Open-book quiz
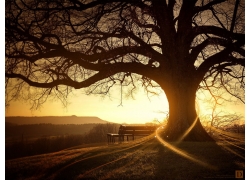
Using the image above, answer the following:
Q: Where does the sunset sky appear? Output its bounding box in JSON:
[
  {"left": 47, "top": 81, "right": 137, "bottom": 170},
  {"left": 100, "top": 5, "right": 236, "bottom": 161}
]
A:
[
  {"left": 3, "top": 0, "right": 246, "bottom": 125},
  {"left": 5, "top": 86, "right": 245, "bottom": 124},
  {"left": 5, "top": 87, "right": 169, "bottom": 124}
]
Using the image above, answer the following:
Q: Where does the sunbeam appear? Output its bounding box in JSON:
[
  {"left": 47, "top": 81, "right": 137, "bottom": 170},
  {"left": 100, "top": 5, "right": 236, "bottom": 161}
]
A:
[
  {"left": 177, "top": 116, "right": 199, "bottom": 142},
  {"left": 156, "top": 127, "right": 217, "bottom": 170}
]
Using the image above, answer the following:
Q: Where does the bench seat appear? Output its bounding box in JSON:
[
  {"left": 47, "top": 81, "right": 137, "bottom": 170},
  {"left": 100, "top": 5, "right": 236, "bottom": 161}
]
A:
[{"left": 107, "top": 125, "right": 158, "bottom": 143}]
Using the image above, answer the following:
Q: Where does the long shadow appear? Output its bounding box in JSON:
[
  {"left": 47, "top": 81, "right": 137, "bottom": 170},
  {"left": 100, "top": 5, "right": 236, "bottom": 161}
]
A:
[
  {"left": 40, "top": 145, "right": 122, "bottom": 180},
  {"left": 154, "top": 141, "right": 245, "bottom": 180},
  {"left": 43, "top": 147, "right": 106, "bottom": 179},
  {"left": 6, "top": 137, "right": 244, "bottom": 180},
  {"left": 5, "top": 147, "right": 105, "bottom": 180},
  {"left": 49, "top": 141, "right": 153, "bottom": 180}
]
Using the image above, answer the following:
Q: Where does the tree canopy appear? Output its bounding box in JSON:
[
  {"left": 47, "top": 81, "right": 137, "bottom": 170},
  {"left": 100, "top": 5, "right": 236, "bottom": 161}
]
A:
[{"left": 5, "top": 0, "right": 245, "bottom": 141}]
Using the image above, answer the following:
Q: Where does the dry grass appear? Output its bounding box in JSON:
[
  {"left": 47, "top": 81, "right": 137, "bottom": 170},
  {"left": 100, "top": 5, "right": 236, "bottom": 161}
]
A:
[
  {"left": 6, "top": 134, "right": 244, "bottom": 180},
  {"left": 5, "top": 146, "right": 100, "bottom": 180}
]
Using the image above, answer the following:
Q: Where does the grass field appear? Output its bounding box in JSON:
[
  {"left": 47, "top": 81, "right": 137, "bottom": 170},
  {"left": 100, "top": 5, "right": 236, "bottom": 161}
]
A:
[{"left": 5, "top": 131, "right": 245, "bottom": 180}]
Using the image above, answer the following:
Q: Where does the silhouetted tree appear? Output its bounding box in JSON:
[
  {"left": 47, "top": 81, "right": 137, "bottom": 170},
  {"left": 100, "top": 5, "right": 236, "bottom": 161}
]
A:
[
  {"left": 5, "top": 0, "right": 244, "bottom": 141},
  {"left": 200, "top": 96, "right": 243, "bottom": 133}
]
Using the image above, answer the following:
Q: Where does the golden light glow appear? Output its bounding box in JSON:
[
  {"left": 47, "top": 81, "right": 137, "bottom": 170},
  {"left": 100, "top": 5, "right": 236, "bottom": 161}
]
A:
[
  {"left": 5, "top": 89, "right": 169, "bottom": 124},
  {"left": 155, "top": 127, "right": 217, "bottom": 170},
  {"left": 5, "top": 83, "right": 244, "bottom": 125},
  {"left": 177, "top": 116, "right": 198, "bottom": 142}
]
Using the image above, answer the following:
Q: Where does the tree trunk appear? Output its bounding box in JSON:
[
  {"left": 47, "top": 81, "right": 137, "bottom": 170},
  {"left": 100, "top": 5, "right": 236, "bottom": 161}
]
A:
[{"left": 160, "top": 80, "right": 214, "bottom": 142}]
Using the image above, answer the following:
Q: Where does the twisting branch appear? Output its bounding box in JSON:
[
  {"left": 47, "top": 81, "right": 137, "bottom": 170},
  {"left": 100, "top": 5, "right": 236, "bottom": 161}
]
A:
[{"left": 5, "top": 0, "right": 245, "bottom": 111}]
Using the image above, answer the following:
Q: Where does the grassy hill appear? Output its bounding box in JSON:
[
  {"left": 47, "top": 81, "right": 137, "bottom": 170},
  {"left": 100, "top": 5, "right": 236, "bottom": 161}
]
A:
[
  {"left": 5, "top": 123, "right": 97, "bottom": 139},
  {"left": 5, "top": 123, "right": 120, "bottom": 160},
  {"left": 5, "top": 116, "right": 109, "bottom": 125},
  {"left": 5, "top": 133, "right": 245, "bottom": 180}
]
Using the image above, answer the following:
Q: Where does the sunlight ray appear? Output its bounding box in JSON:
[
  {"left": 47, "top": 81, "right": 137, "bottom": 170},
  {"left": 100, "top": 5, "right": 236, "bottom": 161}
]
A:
[
  {"left": 219, "top": 138, "right": 245, "bottom": 150},
  {"left": 177, "top": 116, "right": 199, "bottom": 142},
  {"left": 210, "top": 126, "right": 245, "bottom": 142},
  {"left": 156, "top": 128, "right": 217, "bottom": 170},
  {"left": 220, "top": 145, "right": 245, "bottom": 160}
]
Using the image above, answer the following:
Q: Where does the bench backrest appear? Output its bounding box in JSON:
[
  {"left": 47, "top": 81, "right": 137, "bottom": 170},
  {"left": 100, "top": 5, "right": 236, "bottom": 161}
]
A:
[{"left": 118, "top": 125, "right": 158, "bottom": 135}]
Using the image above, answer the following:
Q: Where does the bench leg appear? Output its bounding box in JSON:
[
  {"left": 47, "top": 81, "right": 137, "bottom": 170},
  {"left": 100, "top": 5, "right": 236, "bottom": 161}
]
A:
[{"left": 107, "top": 135, "right": 110, "bottom": 144}]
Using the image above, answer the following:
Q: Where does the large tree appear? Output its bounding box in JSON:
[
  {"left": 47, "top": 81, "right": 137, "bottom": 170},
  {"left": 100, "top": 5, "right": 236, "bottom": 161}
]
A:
[{"left": 5, "top": 0, "right": 244, "bottom": 141}]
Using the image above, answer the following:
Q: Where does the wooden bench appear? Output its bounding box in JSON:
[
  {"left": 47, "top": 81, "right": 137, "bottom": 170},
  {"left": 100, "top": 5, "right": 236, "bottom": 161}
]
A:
[{"left": 107, "top": 125, "right": 158, "bottom": 143}]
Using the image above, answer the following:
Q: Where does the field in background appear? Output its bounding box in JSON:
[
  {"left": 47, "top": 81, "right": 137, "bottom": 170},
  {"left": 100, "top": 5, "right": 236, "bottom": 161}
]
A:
[
  {"left": 5, "top": 123, "right": 120, "bottom": 160},
  {"left": 5, "top": 116, "right": 109, "bottom": 125}
]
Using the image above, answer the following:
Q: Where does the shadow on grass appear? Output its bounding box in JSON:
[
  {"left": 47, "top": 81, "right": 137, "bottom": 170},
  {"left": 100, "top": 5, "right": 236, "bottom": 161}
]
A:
[
  {"left": 154, "top": 141, "right": 244, "bottom": 180},
  {"left": 49, "top": 142, "right": 153, "bottom": 180},
  {"left": 5, "top": 138, "right": 244, "bottom": 180},
  {"left": 49, "top": 140, "right": 244, "bottom": 180}
]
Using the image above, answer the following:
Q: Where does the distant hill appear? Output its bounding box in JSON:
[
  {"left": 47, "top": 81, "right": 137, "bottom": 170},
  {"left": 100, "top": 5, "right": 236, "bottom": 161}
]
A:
[{"left": 5, "top": 116, "right": 109, "bottom": 125}]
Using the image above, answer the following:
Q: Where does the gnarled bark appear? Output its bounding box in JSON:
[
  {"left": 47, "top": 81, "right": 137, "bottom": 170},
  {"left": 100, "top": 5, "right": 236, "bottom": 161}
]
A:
[{"left": 159, "top": 78, "right": 214, "bottom": 142}]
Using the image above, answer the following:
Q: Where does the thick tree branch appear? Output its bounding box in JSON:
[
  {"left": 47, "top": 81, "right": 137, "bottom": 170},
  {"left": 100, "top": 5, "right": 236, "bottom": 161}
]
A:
[
  {"left": 6, "top": 62, "right": 158, "bottom": 89},
  {"left": 196, "top": 49, "right": 244, "bottom": 83},
  {"left": 5, "top": 0, "right": 245, "bottom": 120},
  {"left": 192, "top": 25, "right": 244, "bottom": 41},
  {"left": 230, "top": 0, "right": 240, "bottom": 33},
  {"left": 190, "top": 37, "right": 244, "bottom": 62},
  {"left": 193, "top": 0, "right": 226, "bottom": 14},
  {"left": 152, "top": 0, "right": 176, "bottom": 54}
]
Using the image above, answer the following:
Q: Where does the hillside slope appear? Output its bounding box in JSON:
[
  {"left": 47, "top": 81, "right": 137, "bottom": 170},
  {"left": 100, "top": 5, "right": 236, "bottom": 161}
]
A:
[
  {"left": 5, "top": 116, "right": 109, "bottom": 125},
  {"left": 5, "top": 134, "right": 245, "bottom": 180}
]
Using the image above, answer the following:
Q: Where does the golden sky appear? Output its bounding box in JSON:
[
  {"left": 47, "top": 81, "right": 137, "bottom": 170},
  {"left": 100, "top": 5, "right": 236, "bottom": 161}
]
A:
[
  {"left": 5, "top": 88, "right": 169, "bottom": 124},
  {"left": 5, "top": 87, "right": 245, "bottom": 124},
  {"left": 3, "top": 1, "right": 246, "bottom": 125}
]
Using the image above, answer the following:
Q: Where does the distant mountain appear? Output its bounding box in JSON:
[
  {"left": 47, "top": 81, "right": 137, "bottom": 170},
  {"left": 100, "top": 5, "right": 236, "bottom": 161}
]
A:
[{"left": 5, "top": 116, "right": 109, "bottom": 125}]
